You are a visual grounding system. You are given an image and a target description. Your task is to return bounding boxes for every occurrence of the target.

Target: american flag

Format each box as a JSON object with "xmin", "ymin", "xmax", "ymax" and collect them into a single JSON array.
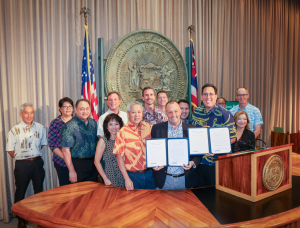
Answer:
[
  {"xmin": 190, "ymin": 38, "xmax": 198, "ymax": 112},
  {"xmin": 81, "ymin": 23, "xmax": 99, "ymax": 121}
]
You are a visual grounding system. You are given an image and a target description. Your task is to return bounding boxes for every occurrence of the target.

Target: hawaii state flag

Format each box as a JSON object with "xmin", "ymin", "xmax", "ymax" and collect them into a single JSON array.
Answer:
[
  {"xmin": 190, "ymin": 38, "xmax": 198, "ymax": 112},
  {"xmin": 81, "ymin": 22, "xmax": 99, "ymax": 121}
]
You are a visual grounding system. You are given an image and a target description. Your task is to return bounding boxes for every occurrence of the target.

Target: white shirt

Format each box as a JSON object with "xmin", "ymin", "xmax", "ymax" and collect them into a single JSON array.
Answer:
[
  {"xmin": 97, "ymin": 109, "xmax": 128, "ymax": 137},
  {"xmin": 6, "ymin": 121, "xmax": 47, "ymax": 160}
]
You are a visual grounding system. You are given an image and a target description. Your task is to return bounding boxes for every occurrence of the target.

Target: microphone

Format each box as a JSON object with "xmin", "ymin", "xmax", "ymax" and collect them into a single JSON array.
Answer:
[
  {"xmin": 248, "ymin": 139, "xmax": 268, "ymax": 149},
  {"xmin": 238, "ymin": 140, "xmax": 255, "ymax": 150}
]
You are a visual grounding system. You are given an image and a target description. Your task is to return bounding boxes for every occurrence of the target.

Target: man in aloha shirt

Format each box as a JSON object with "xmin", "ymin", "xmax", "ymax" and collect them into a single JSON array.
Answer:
[
  {"xmin": 113, "ymin": 101, "xmax": 155, "ymax": 191},
  {"xmin": 192, "ymin": 83, "xmax": 237, "ymax": 187},
  {"xmin": 142, "ymin": 87, "xmax": 168, "ymax": 125},
  {"xmin": 61, "ymin": 99, "xmax": 99, "ymax": 183},
  {"xmin": 230, "ymin": 87, "xmax": 263, "ymax": 138},
  {"xmin": 6, "ymin": 103, "xmax": 47, "ymax": 228}
]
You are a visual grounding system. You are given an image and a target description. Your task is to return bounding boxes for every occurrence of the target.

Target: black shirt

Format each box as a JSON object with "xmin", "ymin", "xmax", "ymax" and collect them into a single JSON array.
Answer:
[{"xmin": 232, "ymin": 128, "xmax": 255, "ymax": 153}]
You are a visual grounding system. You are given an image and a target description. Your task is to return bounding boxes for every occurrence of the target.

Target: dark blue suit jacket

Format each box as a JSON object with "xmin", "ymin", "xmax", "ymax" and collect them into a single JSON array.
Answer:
[{"xmin": 150, "ymin": 121, "xmax": 200, "ymax": 189}]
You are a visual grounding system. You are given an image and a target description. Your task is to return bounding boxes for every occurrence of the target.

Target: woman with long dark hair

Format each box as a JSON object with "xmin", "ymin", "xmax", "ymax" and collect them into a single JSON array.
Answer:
[{"xmin": 94, "ymin": 113, "xmax": 124, "ymax": 187}]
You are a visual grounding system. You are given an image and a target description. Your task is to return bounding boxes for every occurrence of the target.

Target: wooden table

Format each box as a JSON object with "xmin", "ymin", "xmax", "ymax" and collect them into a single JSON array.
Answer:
[{"xmin": 12, "ymin": 153, "xmax": 300, "ymax": 228}]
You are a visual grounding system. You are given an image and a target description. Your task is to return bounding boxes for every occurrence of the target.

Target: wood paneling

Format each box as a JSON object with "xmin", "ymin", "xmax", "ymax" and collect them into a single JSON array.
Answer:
[
  {"xmin": 271, "ymin": 131, "xmax": 288, "ymax": 147},
  {"xmin": 218, "ymin": 155, "xmax": 251, "ymax": 196},
  {"xmin": 256, "ymin": 150, "xmax": 289, "ymax": 195},
  {"xmin": 290, "ymin": 132, "xmax": 300, "ymax": 154}
]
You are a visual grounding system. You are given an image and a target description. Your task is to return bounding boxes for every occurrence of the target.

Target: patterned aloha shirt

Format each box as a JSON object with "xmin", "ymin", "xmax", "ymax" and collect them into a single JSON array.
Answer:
[
  {"xmin": 61, "ymin": 116, "xmax": 98, "ymax": 158},
  {"xmin": 48, "ymin": 115, "xmax": 74, "ymax": 167},
  {"xmin": 142, "ymin": 107, "xmax": 168, "ymax": 125},
  {"xmin": 230, "ymin": 103, "xmax": 263, "ymax": 132},
  {"xmin": 113, "ymin": 121, "xmax": 152, "ymax": 171},
  {"xmin": 6, "ymin": 121, "xmax": 47, "ymax": 160},
  {"xmin": 191, "ymin": 103, "xmax": 237, "ymax": 166}
]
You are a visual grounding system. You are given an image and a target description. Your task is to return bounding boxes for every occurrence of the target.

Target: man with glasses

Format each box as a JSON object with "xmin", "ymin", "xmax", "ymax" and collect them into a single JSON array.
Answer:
[
  {"xmin": 61, "ymin": 99, "xmax": 99, "ymax": 183},
  {"xmin": 230, "ymin": 87, "xmax": 263, "ymax": 138},
  {"xmin": 191, "ymin": 83, "xmax": 237, "ymax": 187}
]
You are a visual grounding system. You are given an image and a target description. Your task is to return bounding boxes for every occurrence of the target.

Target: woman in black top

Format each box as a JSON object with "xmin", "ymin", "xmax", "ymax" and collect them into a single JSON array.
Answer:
[{"xmin": 232, "ymin": 111, "xmax": 255, "ymax": 153}]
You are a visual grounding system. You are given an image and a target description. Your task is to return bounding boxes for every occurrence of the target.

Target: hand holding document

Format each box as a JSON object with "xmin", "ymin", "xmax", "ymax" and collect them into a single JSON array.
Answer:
[
  {"xmin": 167, "ymin": 139, "xmax": 189, "ymax": 167},
  {"xmin": 146, "ymin": 139, "xmax": 167, "ymax": 168},
  {"xmin": 146, "ymin": 138, "xmax": 189, "ymax": 168},
  {"xmin": 188, "ymin": 128, "xmax": 210, "ymax": 155},
  {"xmin": 209, "ymin": 127, "xmax": 231, "ymax": 154},
  {"xmin": 188, "ymin": 127, "xmax": 232, "ymax": 155}
]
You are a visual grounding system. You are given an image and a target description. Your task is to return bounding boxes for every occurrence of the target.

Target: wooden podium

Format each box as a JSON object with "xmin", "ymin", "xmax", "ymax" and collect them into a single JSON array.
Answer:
[{"xmin": 214, "ymin": 144, "xmax": 293, "ymax": 202}]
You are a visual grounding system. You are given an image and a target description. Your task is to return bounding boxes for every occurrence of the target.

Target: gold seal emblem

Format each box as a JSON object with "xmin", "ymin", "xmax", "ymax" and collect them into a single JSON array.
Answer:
[
  {"xmin": 262, "ymin": 155, "xmax": 284, "ymax": 191},
  {"xmin": 105, "ymin": 30, "xmax": 188, "ymax": 111}
]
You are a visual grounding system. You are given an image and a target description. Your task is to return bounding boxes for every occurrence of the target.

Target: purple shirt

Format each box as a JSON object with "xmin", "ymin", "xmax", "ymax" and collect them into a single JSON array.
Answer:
[{"xmin": 48, "ymin": 115, "xmax": 73, "ymax": 167}]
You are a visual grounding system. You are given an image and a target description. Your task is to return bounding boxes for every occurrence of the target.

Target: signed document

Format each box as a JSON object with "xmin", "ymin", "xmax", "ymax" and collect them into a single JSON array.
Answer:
[
  {"xmin": 209, "ymin": 127, "xmax": 231, "ymax": 154},
  {"xmin": 146, "ymin": 139, "xmax": 167, "ymax": 168},
  {"xmin": 188, "ymin": 128, "xmax": 210, "ymax": 155},
  {"xmin": 167, "ymin": 138, "xmax": 189, "ymax": 167}
]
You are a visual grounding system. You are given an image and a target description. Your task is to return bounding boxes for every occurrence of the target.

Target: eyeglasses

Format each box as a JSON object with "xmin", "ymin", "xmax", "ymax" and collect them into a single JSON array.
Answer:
[
  {"xmin": 62, "ymin": 106, "xmax": 73, "ymax": 110},
  {"xmin": 237, "ymin": 94, "xmax": 248, "ymax": 97},
  {"xmin": 202, "ymin": 93, "xmax": 215, "ymax": 97}
]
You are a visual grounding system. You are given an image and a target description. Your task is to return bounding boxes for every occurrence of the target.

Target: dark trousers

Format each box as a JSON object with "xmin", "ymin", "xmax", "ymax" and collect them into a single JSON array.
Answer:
[
  {"xmin": 14, "ymin": 158, "xmax": 45, "ymax": 203},
  {"xmin": 54, "ymin": 162, "xmax": 71, "ymax": 186},
  {"xmin": 127, "ymin": 169, "xmax": 155, "ymax": 189},
  {"xmin": 197, "ymin": 164, "xmax": 216, "ymax": 187},
  {"xmin": 72, "ymin": 158, "xmax": 98, "ymax": 182}
]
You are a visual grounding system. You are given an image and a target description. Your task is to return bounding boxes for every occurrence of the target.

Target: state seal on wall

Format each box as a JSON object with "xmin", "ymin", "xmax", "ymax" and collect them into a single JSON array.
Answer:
[{"xmin": 105, "ymin": 30, "xmax": 188, "ymax": 111}]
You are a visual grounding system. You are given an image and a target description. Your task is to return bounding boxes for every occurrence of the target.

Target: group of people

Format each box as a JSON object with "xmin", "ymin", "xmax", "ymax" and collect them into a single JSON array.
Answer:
[{"xmin": 6, "ymin": 83, "xmax": 263, "ymax": 227}]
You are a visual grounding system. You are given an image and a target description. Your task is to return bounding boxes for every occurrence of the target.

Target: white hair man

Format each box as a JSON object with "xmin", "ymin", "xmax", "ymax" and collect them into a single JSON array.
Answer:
[
  {"xmin": 113, "ymin": 101, "xmax": 155, "ymax": 191},
  {"xmin": 6, "ymin": 103, "xmax": 47, "ymax": 228}
]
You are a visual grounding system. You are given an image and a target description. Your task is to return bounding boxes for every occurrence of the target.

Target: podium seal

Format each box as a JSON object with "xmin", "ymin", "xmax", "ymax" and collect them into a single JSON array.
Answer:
[
  {"xmin": 262, "ymin": 155, "xmax": 284, "ymax": 191},
  {"xmin": 105, "ymin": 30, "xmax": 188, "ymax": 111}
]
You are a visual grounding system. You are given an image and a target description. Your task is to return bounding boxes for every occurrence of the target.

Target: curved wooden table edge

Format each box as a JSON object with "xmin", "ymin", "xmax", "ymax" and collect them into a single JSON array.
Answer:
[
  {"xmin": 12, "ymin": 202, "xmax": 90, "ymax": 228},
  {"xmin": 12, "ymin": 182, "xmax": 300, "ymax": 228}
]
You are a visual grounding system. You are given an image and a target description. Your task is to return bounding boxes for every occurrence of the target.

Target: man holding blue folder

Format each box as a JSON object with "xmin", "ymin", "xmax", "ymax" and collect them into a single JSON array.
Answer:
[
  {"xmin": 151, "ymin": 101, "xmax": 199, "ymax": 190},
  {"xmin": 192, "ymin": 83, "xmax": 237, "ymax": 187}
]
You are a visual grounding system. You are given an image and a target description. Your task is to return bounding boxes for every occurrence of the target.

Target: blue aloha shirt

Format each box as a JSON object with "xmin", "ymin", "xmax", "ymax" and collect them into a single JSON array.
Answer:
[
  {"xmin": 61, "ymin": 116, "xmax": 98, "ymax": 158},
  {"xmin": 230, "ymin": 103, "xmax": 263, "ymax": 132},
  {"xmin": 191, "ymin": 103, "xmax": 237, "ymax": 166}
]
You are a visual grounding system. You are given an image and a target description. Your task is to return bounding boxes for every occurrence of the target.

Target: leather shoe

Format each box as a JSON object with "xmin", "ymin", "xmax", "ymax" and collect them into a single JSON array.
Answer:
[{"xmin": 18, "ymin": 218, "xmax": 26, "ymax": 228}]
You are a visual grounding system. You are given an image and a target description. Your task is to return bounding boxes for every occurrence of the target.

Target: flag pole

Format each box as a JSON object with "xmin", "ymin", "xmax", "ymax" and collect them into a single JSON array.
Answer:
[
  {"xmin": 187, "ymin": 25, "xmax": 198, "ymax": 114},
  {"xmin": 79, "ymin": 7, "xmax": 99, "ymax": 121}
]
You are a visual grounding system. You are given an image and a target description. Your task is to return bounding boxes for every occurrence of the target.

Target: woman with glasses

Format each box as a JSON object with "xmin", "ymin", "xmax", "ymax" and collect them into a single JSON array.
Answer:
[
  {"xmin": 94, "ymin": 114, "xmax": 125, "ymax": 187},
  {"xmin": 231, "ymin": 111, "xmax": 255, "ymax": 153},
  {"xmin": 48, "ymin": 97, "xmax": 74, "ymax": 186}
]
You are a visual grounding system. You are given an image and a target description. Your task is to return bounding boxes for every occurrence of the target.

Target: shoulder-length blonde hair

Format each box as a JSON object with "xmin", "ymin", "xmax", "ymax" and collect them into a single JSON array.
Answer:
[{"xmin": 234, "ymin": 111, "xmax": 250, "ymax": 130}]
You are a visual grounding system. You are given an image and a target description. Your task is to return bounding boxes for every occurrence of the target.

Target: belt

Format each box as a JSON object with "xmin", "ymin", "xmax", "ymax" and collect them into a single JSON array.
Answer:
[
  {"xmin": 22, "ymin": 156, "xmax": 41, "ymax": 161},
  {"xmin": 127, "ymin": 168, "xmax": 150, "ymax": 173},
  {"xmin": 76, "ymin": 156, "xmax": 95, "ymax": 160},
  {"xmin": 166, "ymin": 173, "xmax": 185, "ymax": 178}
]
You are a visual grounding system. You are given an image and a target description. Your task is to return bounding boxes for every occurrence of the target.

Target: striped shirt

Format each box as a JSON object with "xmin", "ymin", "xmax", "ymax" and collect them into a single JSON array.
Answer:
[{"xmin": 113, "ymin": 121, "xmax": 152, "ymax": 171}]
